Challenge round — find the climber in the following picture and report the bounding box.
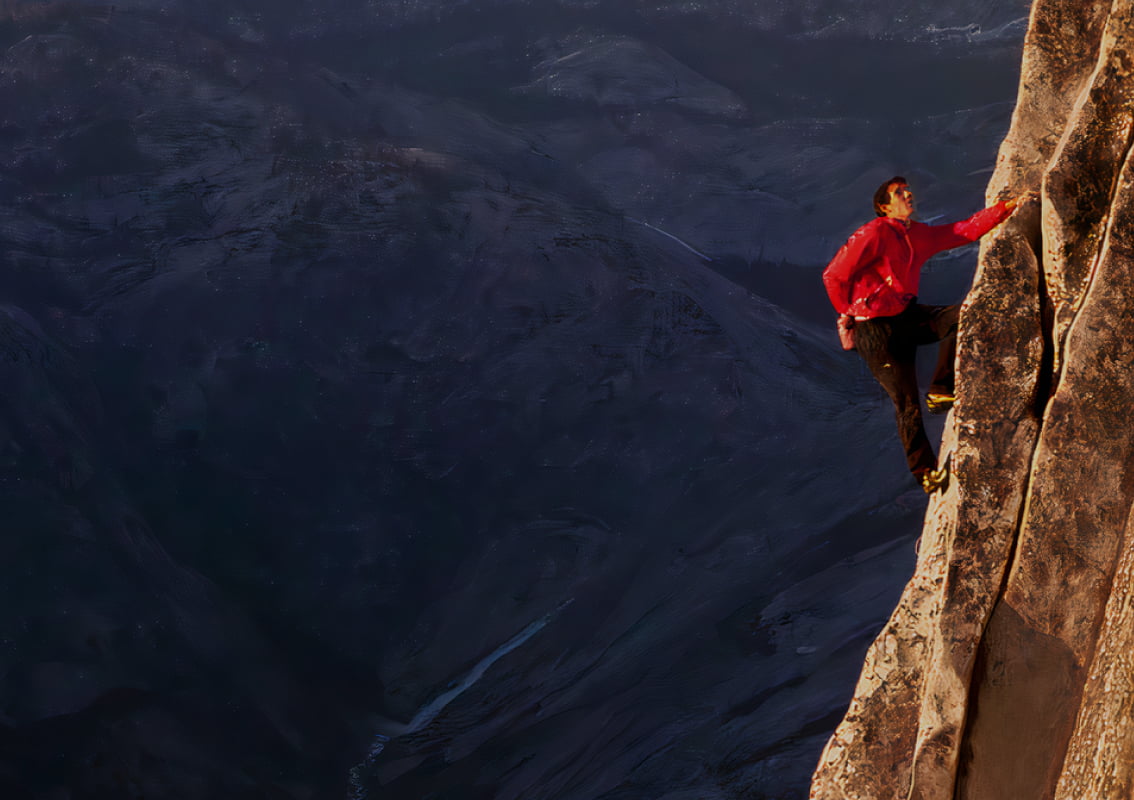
[822,176,1028,494]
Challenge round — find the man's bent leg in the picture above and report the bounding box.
[856,318,938,478]
[922,304,960,395]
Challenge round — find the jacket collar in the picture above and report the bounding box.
[879,216,913,232]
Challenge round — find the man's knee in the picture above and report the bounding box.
[937,304,961,333]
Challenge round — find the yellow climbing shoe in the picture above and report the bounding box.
[926,392,955,414]
[920,465,950,495]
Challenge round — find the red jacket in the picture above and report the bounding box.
[822,201,1013,319]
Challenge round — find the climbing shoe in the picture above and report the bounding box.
[925,391,955,414]
[920,464,950,495]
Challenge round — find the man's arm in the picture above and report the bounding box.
[823,224,880,315]
[918,200,1015,254]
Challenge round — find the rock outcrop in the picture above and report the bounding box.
[810,1,1134,798]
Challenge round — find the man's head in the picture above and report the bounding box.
[873,176,915,220]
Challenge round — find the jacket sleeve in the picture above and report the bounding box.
[918,201,1013,255]
[823,224,879,315]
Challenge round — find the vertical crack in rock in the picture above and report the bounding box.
[811,1,1134,799]
[1041,1,1134,386]
[957,132,1134,800]
[1056,99,1134,798]
[957,3,1134,798]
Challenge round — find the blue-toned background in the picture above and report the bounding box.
[0,1,1028,797]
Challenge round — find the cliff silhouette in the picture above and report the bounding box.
[811,1,1134,797]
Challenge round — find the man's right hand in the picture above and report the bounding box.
[1005,190,1040,211]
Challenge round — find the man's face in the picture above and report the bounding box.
[881,183,915,220]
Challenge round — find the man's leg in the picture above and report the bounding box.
[856,317,938,479]
[912,303,961,396]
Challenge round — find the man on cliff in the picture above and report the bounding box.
[823,177,1024,494]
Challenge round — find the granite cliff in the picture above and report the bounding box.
[811,0,1134,797]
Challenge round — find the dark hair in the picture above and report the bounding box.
[873,175,907,217]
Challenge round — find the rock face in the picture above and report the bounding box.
[810,1,1134,798]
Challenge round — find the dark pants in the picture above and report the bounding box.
[854,303,959,478]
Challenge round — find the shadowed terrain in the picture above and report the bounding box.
[0,1,1027,797]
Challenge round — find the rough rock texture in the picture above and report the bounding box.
[811,1,1134,798]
